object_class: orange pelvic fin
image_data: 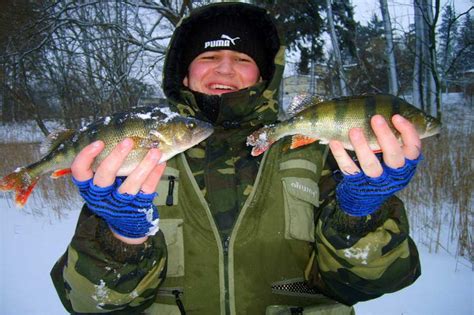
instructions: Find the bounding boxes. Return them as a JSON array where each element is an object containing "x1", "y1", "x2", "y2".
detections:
[
  {"x1": 290, "y1": 135, "x2": 318, "y2": 149},
  {"x1": 51, "y1": 168, "x2": 72, "y2": 178},
  {"x1": 0, "y1": 168, "x2": 39, "y2": 207},
  {"x1": 251, "y1": 146, "x2": 270, "y2": 157}
]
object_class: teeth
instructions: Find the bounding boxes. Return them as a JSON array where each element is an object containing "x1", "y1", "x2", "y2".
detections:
[{"x1": 210, "y1": 84, "x2": 236, "y2": 90}]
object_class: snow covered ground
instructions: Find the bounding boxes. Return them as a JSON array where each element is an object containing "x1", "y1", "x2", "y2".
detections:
[
  {"x1": 0, "y1": 200, "x2": 81, "y2": 315},
  {"x1": 1, "y1": 194, "x2": 472, "y2": 315},
  {"x1": 355, "y1": 249, "x2": 473, "y2": 315},
  {"x1": 0, "y1": 93, "x2": 472, "y2": 314},
  {"x1": 0, "y1": 195, "x2": 474, "y2": 315}
]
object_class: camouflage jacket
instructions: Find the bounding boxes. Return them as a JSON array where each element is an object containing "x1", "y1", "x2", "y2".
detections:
[
  {"x1": 51, "y1": 2, "x2": 420, "y2": 314},
  {"x1": 50, "y1": 137, "x2": 420, "y2": 314}
]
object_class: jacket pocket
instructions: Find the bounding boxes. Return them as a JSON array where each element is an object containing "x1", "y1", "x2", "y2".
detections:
[
  {"x1": 159, "y1": 219, "x2": 185, "y2": 277},
  {"x1": 281, "y1": 177, "x2": 319, "y2": 242},
  {"x1": 154, "y1": 167, "x2": 179, "y2": 206}
]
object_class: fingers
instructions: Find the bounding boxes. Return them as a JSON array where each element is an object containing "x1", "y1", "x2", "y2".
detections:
[
  {"x1": 329, "y1": 140, "x2": 360, "y2": 175},
  {"x1": 140, "y1": 162, "x2": 167, "y2": 194},
  {"x1": 349, "y1": 127, "x2": 383, "y2": 177},
  {"x1": 118, "y1": 149, "x2": 163, "y2": 195},
  {"x1": 76, "y1": 137, "x2": 166, "y2": 194},
  {"x1": 329, "y1": 127, "x2": 384, "y2": 178},
  {"x1": 392, "y1": 114, "x2": 421, "y2": 160},
  {"x1": 94, "y1": 138, "x2": 134, "y2": 187},
  {"x1": 329, "y1": 115, "x2": 422, "y2": 179},
  {"x1": 71, "y1": 140, "x2": 105, "y2": 181},
  {"x1": 371, "y1": 115, "x2": 405, "y2": 169},
  {"x1": 72, "y1": 137, "x2": 166, "y2": 198}
]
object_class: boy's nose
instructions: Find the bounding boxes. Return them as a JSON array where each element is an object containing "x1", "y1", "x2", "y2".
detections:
[{"x1": 214, "y1": 57, "x2": 235, "y2": 75}]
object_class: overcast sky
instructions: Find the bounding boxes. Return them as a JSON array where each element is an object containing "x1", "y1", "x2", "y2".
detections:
[{"x1": 353, "y1": 0, "x2": 473, "y2": 32}]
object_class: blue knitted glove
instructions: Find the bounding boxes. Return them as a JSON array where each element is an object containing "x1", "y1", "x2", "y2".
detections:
[
  {"x1": 72, "y1": 177, "x2": 159, "y2": 238},
  {"x1": 336, "y1": 155, "x2": 422, "y2": 216}
]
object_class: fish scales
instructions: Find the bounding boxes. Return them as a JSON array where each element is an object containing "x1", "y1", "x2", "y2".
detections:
[
  {"x1": 0, "y1": 106, "x2": 214, "y2": 207},
  {"x1": 247, "y1": 94, "x2": 441, "y2": 156},
  {"x1": 92, "y1": 118, "x2": 152, "y2": 175}
]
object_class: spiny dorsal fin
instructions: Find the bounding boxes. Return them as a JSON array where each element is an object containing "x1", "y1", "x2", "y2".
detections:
[
  {"x1": 284, "y1": 93, "x2": 325, "y2": 119},
  {"x1": 40, "y1": 129, "x2": 75, "y2": 155}
]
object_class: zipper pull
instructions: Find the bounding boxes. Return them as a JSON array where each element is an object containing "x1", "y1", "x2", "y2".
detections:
[
  {"x1": 172, "y1": 289, "x2": 186, "y2": 315},
  {"x1": 166, "y1": 176, "x2": 175, "y2": 206},
  {"x1": 223, "y1": 236, "x2": 230, "y2": 255}
]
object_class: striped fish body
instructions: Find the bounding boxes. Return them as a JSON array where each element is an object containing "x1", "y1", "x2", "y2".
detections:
[
  {"x1": 0, "y1": 106, "x2": 214, "y2": 207},
  {"x1": 247, "y1": 94, "x2": 441, "y2": 156}
]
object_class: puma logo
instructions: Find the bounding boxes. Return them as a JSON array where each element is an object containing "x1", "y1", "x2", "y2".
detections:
[
  {"x1": 220, "y1": 34, "x2": 240, "y2": 45},
  {"x1": 204, "y1": 34, "x2": 241, "y2": 49}
]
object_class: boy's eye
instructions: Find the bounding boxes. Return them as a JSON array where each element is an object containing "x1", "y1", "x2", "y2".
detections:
[{"x1": 201, "y1": 55, "x2": 216, "y2": 60}]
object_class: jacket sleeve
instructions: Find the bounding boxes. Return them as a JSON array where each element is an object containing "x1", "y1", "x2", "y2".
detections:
[
  {"x1": 51, "y1": 205, "x2": 168, "y2": 313},
  {"x1": 306, "y1": 165, "x2": 421, "y2": 306}
]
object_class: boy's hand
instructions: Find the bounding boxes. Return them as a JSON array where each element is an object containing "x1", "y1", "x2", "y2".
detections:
[{"x1": 71, "y1": 138, "x2": 167, "y2": 243}]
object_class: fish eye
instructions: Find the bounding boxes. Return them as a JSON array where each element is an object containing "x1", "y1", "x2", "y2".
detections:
[{"x1": 186, "y1": 122, "x2": 195, "y2": 129}]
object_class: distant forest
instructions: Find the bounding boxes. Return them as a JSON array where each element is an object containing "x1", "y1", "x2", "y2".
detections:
[{"x1": 0, "y1": 1, "x2": 472, "y2": 132}]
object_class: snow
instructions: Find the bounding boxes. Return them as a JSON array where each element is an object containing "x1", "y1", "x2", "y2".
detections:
[
  {"x1": 138, "y1": 207, "x2": 160, "y2": 236},
  {"x1": 1, "y1": 195, "x2": 472, "y2": 315},
  {"x1": 0, "y1": 93, "x2": 473, "y2": 314},
  {"x1": 0, "y1": 199, "x2": 82, "y2": 315},
  {"x1": 103, "y1": 116, "x2": 111, "y2": 125},
  {"x1": 135, "y1": 112, "x2": 153, "y2": 120},
  {"x1": 355, "y1": 248, "x2": 473, "y2": 315},
  {"x1": 158, "y1": 107, "x2": 180, "y2": 123},
  {"x1": 92, "y1": 279, "x2": 109, "y2": 308},
  {"x1": 343, "y1": 245, "x2": 371, "y2": 265}
]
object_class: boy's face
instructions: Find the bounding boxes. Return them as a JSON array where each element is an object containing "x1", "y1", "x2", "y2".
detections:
[{"x1": 183, "y1": 50, "x2": 261, "y2": 95}]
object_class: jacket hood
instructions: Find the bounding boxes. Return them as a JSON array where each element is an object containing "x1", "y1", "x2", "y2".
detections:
[{"x1": 162, "y1": 2, "x2": 285, "y2": 127}]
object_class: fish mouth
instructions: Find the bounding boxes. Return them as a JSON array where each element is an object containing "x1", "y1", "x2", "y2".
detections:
[
  {"x1": 193, "y1": 121, "x2": 214, "y2": 140},
  {"x1": 425, "y1": 116, "x2": 442, "y2": 137}
]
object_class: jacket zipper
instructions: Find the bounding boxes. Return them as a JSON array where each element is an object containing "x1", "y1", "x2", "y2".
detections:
[
  {"x1": 222, "y1": 151, "x2": 269, "y2": 315},
  {"x1": 166, "y1": 176, "x2": 176, "y2": 206},
  {"x1": 223, "y1": 235, "x2": 231, "y2": 315}
]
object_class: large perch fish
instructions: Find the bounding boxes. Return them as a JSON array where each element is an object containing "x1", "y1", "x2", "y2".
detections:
[
  {"x1": 247, "y1": 94, "x2": 441, "y2": 156},
  {"x1": 0, "y1": 106, "x2": 214, "y2": 207}
]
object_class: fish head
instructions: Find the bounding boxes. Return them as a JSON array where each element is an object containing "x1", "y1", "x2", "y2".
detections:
[
  {"x1": 403, "y1": 109, "x2": 442, "y2": 139},
  {"x1": 174, "y1": 117, "x2": 214, "y2": 145},
  {"x1": 152, "y1": 117, "x2": 214, "y2": 161},
  {"x1": 422, "y1": 115, "x2": 442, "y2": 138}
]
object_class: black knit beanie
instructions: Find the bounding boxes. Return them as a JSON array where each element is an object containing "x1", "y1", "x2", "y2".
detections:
[{"x1": 180, "y1": 11, "x2": 272, "y2": 81}]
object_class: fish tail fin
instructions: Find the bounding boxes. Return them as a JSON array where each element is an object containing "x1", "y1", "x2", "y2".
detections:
[
  {"x1": 247, "y1": 126, "x2": 275, "y2": 156},
  {"x1": 0, "y1": 168, "x2": 39, "y2": 207}
]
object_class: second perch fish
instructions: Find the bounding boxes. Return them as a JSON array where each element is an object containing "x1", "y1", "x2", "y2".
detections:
[
  {"x1": 247, "y1": 94, "x2": 441, "y2": 156},
  {"x1": 0, "y1": 106, "x2": 214, "y2": 207}
]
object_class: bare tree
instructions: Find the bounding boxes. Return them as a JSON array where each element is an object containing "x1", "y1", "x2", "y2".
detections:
[
  {"x1": 412, "y1": 0, "x2": 441, "y2": 119},
  {"x1": 379, "y1": 0, "x2": 399, "y2": 95},
  {"x1": 438, "y1": 6, "x2": 473, "y2": 90},
  {"x1": 0, "y1": 0, "x2": 193, "y2": 128},
  {"x1": 326, "y1": 0, "x2": 348, "y2": 96}
]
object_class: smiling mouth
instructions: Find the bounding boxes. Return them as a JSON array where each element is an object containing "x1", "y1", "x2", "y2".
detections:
[{"x1": 208, "y1": 84, "x2": 238, "y2": 91}]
